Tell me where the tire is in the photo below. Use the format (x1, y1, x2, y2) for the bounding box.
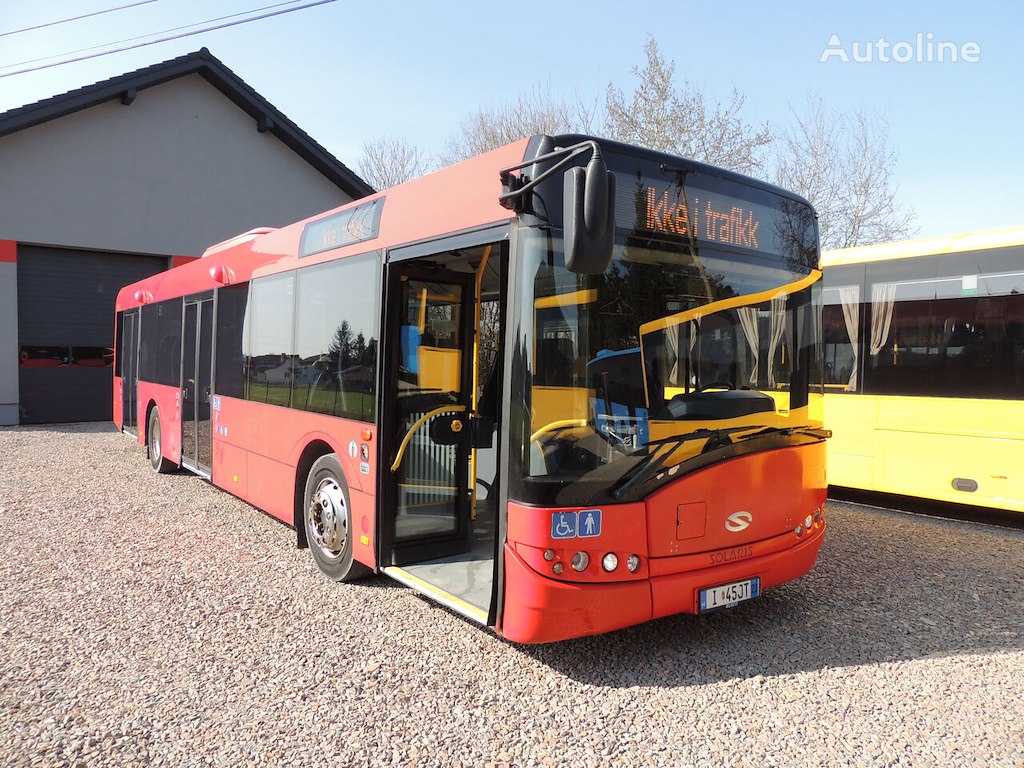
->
(147, 406, 176, 474)
(303, 454, 369, 582)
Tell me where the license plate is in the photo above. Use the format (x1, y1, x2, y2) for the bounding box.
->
(699, 577, 761, 611)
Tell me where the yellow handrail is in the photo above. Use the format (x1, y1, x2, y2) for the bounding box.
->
(530, 418, 588, 444)
(390, 404, 467, 472)
(470, 245, 492, 521)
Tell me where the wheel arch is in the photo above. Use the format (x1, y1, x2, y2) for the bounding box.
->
(293, 439, 336, 549)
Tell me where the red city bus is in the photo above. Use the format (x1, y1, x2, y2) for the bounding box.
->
(114, 135, 828, 643)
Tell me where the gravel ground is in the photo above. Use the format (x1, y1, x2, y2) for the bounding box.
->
(1, 422, 1023, 768)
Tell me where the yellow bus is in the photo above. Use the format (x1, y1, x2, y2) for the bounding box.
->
(821, 227, 1024, 513)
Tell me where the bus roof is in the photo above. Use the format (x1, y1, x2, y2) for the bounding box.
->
(821, 225, 1024, 267)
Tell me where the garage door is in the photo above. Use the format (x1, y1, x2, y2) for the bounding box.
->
(17, 245, 167, 424)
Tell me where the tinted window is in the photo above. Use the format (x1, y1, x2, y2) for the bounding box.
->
(156, 298, 183, 386)
(866, 288, 1024, 399)
(215, 283, 249, 399)
(293, 253, 380, 422)
(139, 304, 157, 380)
(244, 273, 295, 408)
(821, 264, 864, 391)
(139, 298, 182, 386)
(115, 312, 124, 377)
(825, 248, 1024, 400)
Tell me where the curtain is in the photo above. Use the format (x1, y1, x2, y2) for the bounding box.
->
(839, 285, 860, 391)
(869, 283, 898, 357)
(666, 322, 681, 386)
(767, 296, 788, 388)
(737, 307, 759, 386)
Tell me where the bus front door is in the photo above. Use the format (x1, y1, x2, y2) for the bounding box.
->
(380, 242, 505, 625)
(387, 267, 475, 562)
(180, 295, 213, 477)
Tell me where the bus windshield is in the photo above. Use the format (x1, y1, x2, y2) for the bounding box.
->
(512, 197, 823, 507)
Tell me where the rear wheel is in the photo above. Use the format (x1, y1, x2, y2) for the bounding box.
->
(304, 454, 369, 582)
(147, 406, 176, 474)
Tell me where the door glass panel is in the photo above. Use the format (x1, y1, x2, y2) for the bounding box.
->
(181, 304, 198, 466)
(394, 278, 468, 540)
(196, 300, 213, 470)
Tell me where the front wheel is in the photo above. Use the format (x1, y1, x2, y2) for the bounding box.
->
(147, 406, 176, 474)
(303, 454, 369, 582)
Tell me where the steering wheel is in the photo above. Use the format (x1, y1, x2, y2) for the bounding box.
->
(699, 380, 735, 391)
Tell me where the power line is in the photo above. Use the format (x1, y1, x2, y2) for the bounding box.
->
(0, 0, 338, 80)
(1, 1, 309, 71)
(0, 1, 160, 39)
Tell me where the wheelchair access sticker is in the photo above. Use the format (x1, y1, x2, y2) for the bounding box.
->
(551, 509, 602, 540)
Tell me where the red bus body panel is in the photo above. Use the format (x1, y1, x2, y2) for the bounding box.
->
(136, 381, 182, 462)
(112, 375, 123, 431)
(207, 397, 378, 570)
(498, 443, 827, 644)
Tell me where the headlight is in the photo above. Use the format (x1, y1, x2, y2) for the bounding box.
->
(601, 553, 619, 572)
(571, 552, 589, 572)
(626, 554, 641, 573)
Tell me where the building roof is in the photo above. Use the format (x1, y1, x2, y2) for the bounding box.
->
(0, 48, 374, 199)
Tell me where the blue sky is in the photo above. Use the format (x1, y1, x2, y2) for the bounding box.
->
(2, 0, 1021, 240)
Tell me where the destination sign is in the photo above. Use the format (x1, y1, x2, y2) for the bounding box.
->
(300, 198, 383, 258)
(607, 164, 817, 264)
(643, 186, 762, 249)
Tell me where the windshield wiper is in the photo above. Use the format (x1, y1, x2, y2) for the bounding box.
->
(609, 425, 761, 500)
(608, 424, 832, 500)
(733, 425, 833, 442)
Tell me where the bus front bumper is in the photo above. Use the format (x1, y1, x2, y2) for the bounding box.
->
(498, 522, 825, 644)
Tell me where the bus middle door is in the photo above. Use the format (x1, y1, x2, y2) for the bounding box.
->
(180, 293, 213, 478)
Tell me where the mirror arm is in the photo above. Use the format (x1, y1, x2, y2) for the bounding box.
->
(498, 140, 602, 211)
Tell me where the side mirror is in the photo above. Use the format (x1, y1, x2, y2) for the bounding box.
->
(563, 153, 615, 274)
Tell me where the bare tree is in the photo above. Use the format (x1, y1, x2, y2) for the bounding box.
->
(438, 85, 594, 166)
(774, 95, 916, 250)
(358, 136, 433, 191)
(604, 36, 772, 175)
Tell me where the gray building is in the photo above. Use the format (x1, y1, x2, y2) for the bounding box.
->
(0, 48, 372, 425)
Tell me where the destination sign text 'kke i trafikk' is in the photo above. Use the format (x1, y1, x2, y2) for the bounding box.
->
(643, 187, 762, 250)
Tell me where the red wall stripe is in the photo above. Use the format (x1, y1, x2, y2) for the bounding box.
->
(0, 240, 16, 263)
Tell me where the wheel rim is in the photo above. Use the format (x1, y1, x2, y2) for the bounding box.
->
(308, 477, 348, 559)
(149, 414, 161, 462)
